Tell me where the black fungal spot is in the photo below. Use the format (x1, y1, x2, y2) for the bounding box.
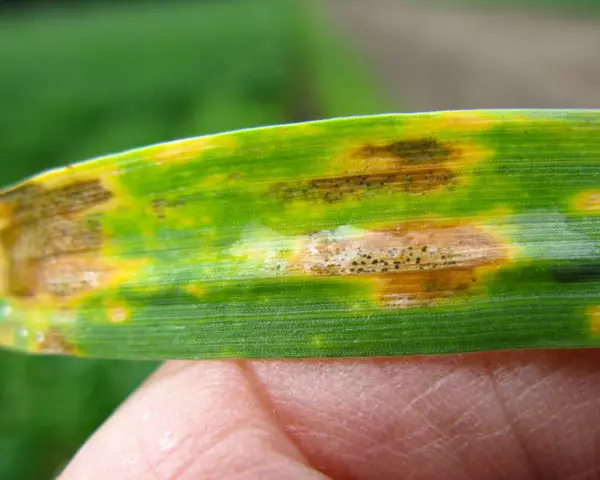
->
(269, 137, 460, 204)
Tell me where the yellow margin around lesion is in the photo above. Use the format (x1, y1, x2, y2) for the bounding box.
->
(588, 305, 600, 335)
(328, 111, 495, 182)
(571, 190, 600, 213)
(145, 134, 240, 166)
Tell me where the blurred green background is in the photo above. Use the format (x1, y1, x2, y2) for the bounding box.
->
(2, 0, 599, 478)
(0, 1, 385, 478)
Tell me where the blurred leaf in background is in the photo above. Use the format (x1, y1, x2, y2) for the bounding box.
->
(0, 1, 384, 478)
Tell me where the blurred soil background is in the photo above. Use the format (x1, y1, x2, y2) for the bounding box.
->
(330, 0, 600, 111)
(0, 0, 599, 478)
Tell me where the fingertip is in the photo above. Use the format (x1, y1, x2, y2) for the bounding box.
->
(60, 360, 326, 480)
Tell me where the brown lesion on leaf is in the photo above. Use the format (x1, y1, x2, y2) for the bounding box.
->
(291, 222, 508, 307)
(270, 137, 466, 204)
(357, 138, 452, 166)
(0, 180, 113, 300)
(2, 180, 112, 223)
(36, 328, 77, 355)
(150, 196, 186, 221)
(151, 198, 168, 220)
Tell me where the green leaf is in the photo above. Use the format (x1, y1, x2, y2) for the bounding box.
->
(1, 110, 599, 359)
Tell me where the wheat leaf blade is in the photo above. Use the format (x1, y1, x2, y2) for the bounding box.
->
(1, 109, 599, 359)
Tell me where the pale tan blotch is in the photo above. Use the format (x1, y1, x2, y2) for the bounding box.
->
(0, 181, 112, 224)
(291, 222, 508, 307)
(35, 328, 77, 355)
(572, 190, 600, 213)
(37, 254, 107, 297)
(0, 180, 113, 301)
(271, 136, 488, 204)
(589, 306, 600, 335)
(106, 302, 131, 323)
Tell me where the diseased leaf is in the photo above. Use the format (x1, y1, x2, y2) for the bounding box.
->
(1, 110, 599, 359)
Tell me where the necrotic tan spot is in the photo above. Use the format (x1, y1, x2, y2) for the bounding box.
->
(108, 304, 130, 323)
(3, 181, 112, 223)
(36, 328, 76, 354)
(37, 254, 106, 297)
(0, 180, 113, 299)
(271, 137, 463, 204)
(292, 223, 507, 307)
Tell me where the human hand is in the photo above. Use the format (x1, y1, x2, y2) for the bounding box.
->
(59, 350, 600, 479)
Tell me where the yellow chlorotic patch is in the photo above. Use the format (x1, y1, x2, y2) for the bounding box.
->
(588, 306, 600, 335)
(185, 283, 205, 298)
(176, 216, 198, 229)
(572, 191, 600, 213)
(474, 207, 522, 261)
(201, 173, 230, 189)
(0, 324, 14, 348)
(147, 134, 238, 166)
(93, 256, 149, 292)
(0, 203, 13, 231)
(402, 111, 495, 138)
(283, 201, 329, 220)
(0, 302, 80, 355)
(0, 244, 7, 297)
